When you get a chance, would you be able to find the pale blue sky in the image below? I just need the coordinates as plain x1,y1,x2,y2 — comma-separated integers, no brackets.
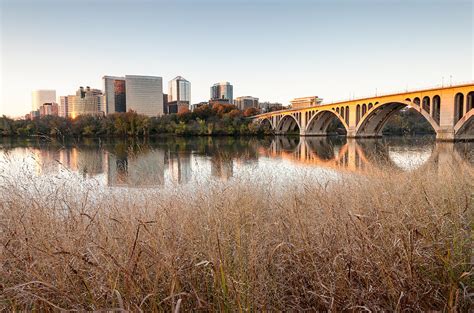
1,0,472,117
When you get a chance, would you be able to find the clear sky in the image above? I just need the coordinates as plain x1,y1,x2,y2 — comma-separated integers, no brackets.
0,0,472,117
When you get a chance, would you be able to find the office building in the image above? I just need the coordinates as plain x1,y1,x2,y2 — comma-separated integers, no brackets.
32,90,56,111
290,96,323,109
103,76,126,114
168,76,191,103
67,86,105,118
125,75,163,117
39,102,59,117
163,94,169,114
259,101,284,112
168,76,191,114
59,96,69,117
210,82,233,104
190,101,208,111
234,96,259,110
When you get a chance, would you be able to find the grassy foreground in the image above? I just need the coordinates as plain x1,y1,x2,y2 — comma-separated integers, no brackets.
0,162,473,311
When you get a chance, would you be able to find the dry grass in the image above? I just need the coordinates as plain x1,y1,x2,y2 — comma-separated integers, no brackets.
0,159,473,311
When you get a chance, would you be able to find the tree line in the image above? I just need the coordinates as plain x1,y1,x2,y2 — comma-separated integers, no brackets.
1,104,434,138
0,104,270,138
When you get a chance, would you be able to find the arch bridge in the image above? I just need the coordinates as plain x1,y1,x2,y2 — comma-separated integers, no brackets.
254,83,474,141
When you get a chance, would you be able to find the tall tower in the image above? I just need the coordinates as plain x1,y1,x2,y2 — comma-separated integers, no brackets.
125,75,164,117
210,82,233,104
32,90,56,111
167,76,191,113
168,76,191,103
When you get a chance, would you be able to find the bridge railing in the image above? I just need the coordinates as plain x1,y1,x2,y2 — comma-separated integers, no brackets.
323,80,474,105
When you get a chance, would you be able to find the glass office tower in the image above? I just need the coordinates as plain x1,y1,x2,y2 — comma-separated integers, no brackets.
210,82,233,104
168,76,191,103
103,76,126,114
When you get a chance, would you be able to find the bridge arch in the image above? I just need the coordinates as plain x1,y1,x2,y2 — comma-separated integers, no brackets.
275,114,301,134
454,109,474,139
432,95,441,124
355,100,440,137
467,92,474,112
454,93,464,124
422,96,430,114
305,109,349,136
356,105,361,124
259,117,273,129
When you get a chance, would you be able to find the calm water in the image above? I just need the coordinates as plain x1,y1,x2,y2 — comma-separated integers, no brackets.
0,136,472,190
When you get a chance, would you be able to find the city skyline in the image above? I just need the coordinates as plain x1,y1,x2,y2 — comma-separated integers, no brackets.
1,0,473,117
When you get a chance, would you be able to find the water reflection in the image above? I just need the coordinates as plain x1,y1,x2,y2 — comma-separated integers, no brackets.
0,136,472,188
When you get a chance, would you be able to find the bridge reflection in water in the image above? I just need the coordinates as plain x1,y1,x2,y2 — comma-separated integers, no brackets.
259,136,472,174
1,137,472,188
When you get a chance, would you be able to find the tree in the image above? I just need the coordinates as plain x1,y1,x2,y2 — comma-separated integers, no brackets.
243,107,260,117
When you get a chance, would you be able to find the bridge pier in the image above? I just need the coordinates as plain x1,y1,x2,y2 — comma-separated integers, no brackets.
435,128,456,141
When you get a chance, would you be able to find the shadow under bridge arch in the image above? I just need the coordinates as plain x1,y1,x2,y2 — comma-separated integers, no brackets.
355,100,439,137
275,114,301,135
304,110,349,136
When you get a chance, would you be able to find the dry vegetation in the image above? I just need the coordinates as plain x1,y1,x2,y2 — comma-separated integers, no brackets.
0,159,473,311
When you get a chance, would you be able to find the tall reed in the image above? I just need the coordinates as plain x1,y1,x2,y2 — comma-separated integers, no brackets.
0,159,472,311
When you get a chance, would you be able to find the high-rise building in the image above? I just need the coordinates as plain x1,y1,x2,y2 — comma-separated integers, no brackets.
125,75,163,117
59,96,68,117
167,76,191,114
210,82,233,104
59,96,69,117
290,96,323,109
67,86,105,118
39,102,59,117
103,76,126,114
32,90,56,111
168,76,191,103
234,96,259,110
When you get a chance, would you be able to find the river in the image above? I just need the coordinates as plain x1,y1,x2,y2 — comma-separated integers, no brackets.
0,136,472,190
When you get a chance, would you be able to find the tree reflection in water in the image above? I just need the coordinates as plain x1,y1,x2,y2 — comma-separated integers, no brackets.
0,136,471,188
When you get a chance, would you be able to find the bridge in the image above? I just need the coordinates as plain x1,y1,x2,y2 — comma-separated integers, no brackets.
254,83,474,141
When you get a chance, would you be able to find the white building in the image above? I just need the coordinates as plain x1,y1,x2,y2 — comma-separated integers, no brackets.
32,90,56,111
125,75,163,116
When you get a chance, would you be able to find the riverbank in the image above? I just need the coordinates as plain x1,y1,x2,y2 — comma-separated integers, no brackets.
0,105,270,138
1,106,437,139
0,160,472,311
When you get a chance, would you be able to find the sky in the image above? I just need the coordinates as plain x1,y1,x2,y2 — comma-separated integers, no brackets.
0,0,473,117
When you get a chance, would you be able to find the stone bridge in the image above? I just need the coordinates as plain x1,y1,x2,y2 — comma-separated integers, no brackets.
253,83,474,141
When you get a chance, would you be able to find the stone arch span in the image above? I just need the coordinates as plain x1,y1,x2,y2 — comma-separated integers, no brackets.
275,114,301,134
454,109,474,140
305,109,349,136
259,117,273,129
355,100,440,137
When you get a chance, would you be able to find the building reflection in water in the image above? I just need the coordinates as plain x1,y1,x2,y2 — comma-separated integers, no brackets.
33,146,105,177
167,151,192,184
2,136,471,189
106,147,165,187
